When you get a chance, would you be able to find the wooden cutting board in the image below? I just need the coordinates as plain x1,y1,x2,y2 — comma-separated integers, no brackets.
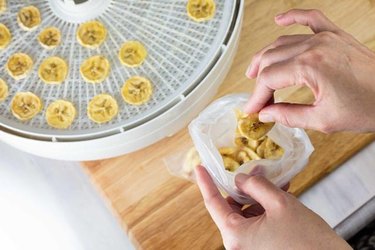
82,0,375,249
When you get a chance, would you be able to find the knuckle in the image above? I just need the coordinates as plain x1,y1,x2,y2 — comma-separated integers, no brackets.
224,213,241,230
318,122,334,134
271,192,289,210
316,31,336,42
274,35,289,46
309,9,324,19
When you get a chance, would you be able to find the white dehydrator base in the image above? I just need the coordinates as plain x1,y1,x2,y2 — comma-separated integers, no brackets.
0,2,244,161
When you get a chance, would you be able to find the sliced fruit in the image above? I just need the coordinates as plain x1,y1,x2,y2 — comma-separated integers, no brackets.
38,27,61,49
77,20,107,49
87,94,118,124
80,55,110,83
187,0,216,22
0,78,8,102
0,23,11,49
17,5,41,31
46,100,76,129
38,56,68,84
121,76,153,105
6,53,33,80
223,156,240,172
237,111,274,140
11,92,43,121
119,41,147,67
264,138,285,160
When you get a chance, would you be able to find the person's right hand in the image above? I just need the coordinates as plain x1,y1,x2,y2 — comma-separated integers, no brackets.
245,9,375,133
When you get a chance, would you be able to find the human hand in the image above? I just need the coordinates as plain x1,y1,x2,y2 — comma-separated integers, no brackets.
195,165,351,250
245,9,375,133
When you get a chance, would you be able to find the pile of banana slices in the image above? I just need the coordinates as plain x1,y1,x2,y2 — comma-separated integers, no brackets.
184,110,284,175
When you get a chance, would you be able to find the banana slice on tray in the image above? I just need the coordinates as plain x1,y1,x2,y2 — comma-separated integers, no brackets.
77,20,107,49
121,76,153,105
0,0,6,14
87,94,118,124
46,100,76,129
0,23,11,49
187,0,216,22
38,27,61,49
237,111,274,140
119,41,147,67
38,56,68,84
6,53,33,80
80,55,110,83
11,92,43,121
17,6,41,31
0,78,8,102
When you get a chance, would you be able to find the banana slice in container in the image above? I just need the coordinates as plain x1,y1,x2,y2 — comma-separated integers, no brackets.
236,150,251,165
77,20,107,49
223,156,240,172
187,0,216,22
6,53,33,80
264,138,285,160
87,94,118,124
11,92,43,121
38,56,68,84
46,100,76,129
0,23,11,49
118,41,147,67
17,6,41,31
80,55,110,83
0,0,7,14
38,27,61,49
121,76,153,105
0,78,8,102
237,112,274,140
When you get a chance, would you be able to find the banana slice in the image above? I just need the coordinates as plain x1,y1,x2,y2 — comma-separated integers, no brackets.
256,138,267,158
237,111,275,140
219,147,238,158
0,0,6,14
6,53,33,80
121,76,153,105
46,100,76,129
80,55,110,83
118,41,147,67
187,0,216,22
264,138,285,160
234,134,261,150
11,92,43,121
38,56,68,84
87,94,118,124
236,150,251,165
223,156,240,172
183,147,201,178
38,27,61,49
77,20,107,49
17,6,41,31
0,78,8,102
241,146,261,160
0,23,11,49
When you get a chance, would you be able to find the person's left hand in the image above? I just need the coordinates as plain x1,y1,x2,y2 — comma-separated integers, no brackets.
195,165,351,250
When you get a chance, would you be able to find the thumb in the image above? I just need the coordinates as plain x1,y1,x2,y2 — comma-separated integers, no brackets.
259,103,314,129
235,174,286,211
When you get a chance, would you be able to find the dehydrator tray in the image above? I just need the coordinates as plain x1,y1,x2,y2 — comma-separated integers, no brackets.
0,0,236,140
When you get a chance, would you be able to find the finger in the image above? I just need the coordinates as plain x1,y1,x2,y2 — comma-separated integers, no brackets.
257,41,311,76
259,103,317,129
235,174,287,211
247,34,313,78
275,9,339,33
245,58,306,114
195,166,243,229
242,203,265,218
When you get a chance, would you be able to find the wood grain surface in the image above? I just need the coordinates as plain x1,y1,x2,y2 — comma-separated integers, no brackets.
82,0,375,249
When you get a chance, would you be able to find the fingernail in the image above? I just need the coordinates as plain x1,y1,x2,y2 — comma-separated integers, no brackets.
235,173,249,186
245,64,253,78
275,13,284,19
259,113,274,123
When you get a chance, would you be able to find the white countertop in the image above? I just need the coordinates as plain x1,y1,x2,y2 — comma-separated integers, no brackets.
0,140,374,249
